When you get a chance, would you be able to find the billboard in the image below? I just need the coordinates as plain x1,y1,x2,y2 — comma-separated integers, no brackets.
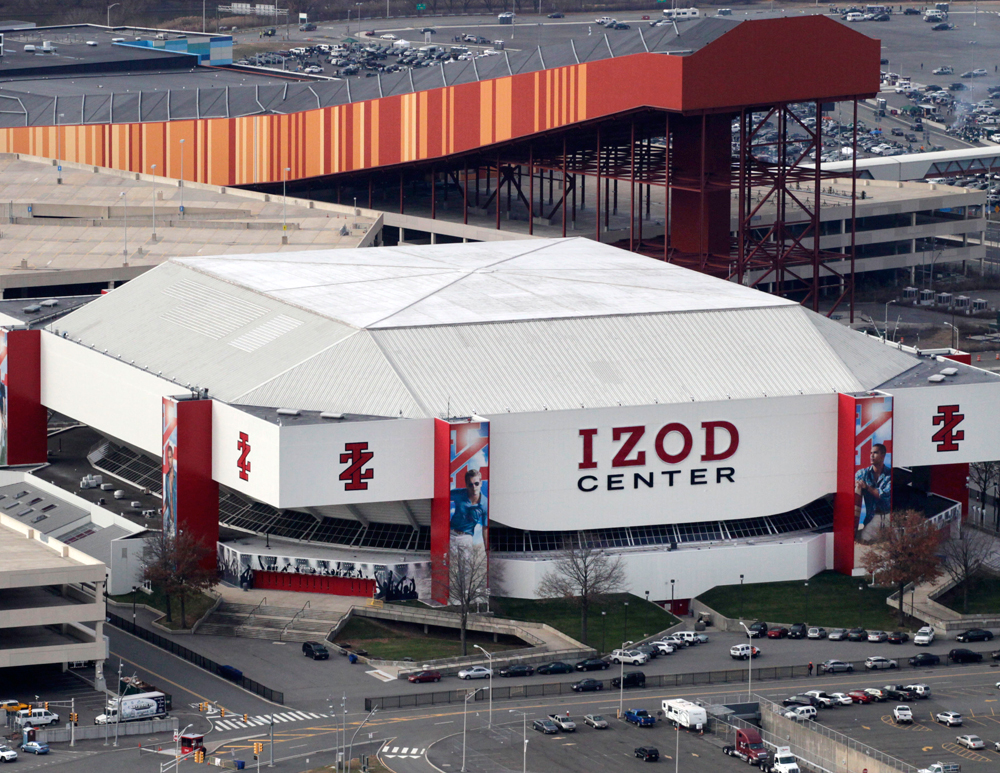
162,397,179,537
431,418,490,603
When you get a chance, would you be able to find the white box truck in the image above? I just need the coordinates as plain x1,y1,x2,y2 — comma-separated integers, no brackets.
662,699,707,731
95,692,168,724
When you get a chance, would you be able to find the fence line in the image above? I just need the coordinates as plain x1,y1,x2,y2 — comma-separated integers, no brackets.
107,613,284,705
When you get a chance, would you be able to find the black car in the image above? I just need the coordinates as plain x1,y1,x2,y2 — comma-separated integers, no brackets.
420,27,436,33
846,628,868,642
788,623,807,639
887,631,910,644
884,685,916,701
956,629,994,643
572,678,604,693
537,661,574,675
904,7,920,13
748,622,768,638
498,664,535,678
302,641,330,660
547,11,564,17
909,653,941,667
873,13,890,20
782,695,820,708
611,671,646,689
635,747,659,762
575,658,611,671
950,648,984,664
610,21,630,29
880,57,889,64
932,21,953,29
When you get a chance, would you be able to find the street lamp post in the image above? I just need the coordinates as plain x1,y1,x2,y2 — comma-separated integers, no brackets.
462,686,488,772
803,581,809,625
179,139,185,216
473,644,494,727
644,591,650,636
623,601,629,641
131,585,139,624
176,723,192,769
739,574,745,620
283,167,291,231
601,611,606,654
120,191,128,259
618,639,633,719
669,579,675,615
356,2,363,35
509,710,527,773
858,583,865,629
56,113,64,184
346,707,378,773
738,622,753,701
150,164,157,241
884,299,896,341
107,3,119,27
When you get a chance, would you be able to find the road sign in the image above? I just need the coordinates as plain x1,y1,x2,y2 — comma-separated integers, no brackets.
416,4,426,8
57,165,62,172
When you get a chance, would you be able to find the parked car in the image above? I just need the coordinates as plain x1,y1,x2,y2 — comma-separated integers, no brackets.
537,662,574,675
933,65,954,73
498,664,534,678
788,623,808,639
408,670,442,683
865,656,898,670
582,714,607,729
829,693,854,706
867,631,888,643
533,719,559,734
782,695,820,708
624,708,656,727
457,666,492,680
575,658,610,671
302,641,330,660
782,706,817,722
747,622,768,638
847,690,872,704
957,734,984,749
572,678,604,693
904,683,931,699
936,711,963,727
909,653,941,667
612,672,646,689
767,627,789,639
885,685,917,701
863,688,887,702
20,742,48,755
846,628,868,642
611,649,649,665
956,628,994,643
819,659,853,674
827,628,847,641
651,641,676,655
635,746,659,761
0,745,17,763
547,714,576,732
807,627,827,639
914,626,935,646
893,705,913,723
887,631,909,644
730,644,760,660
804,691,836,708
547,11,565,17
949,648,983,664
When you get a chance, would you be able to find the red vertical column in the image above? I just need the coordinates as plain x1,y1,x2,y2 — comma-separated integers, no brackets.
929,463,969,518
164,397,218,571
4,329,47,466
430,418,451,604
833,393,858,575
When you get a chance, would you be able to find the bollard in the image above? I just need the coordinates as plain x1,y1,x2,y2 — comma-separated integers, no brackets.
977,355,981,362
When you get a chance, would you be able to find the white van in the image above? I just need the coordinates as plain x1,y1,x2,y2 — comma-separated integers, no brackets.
16,708,59,727
845,12,864,21
675,631,701,645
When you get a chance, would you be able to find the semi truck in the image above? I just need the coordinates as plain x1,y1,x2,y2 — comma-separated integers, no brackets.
722,728,769,764
96,692,168,724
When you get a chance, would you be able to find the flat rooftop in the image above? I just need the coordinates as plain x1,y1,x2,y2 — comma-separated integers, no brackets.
0,154,378,298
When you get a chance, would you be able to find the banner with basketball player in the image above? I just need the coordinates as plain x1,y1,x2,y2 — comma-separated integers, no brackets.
431,418,490,603
162,397,179,537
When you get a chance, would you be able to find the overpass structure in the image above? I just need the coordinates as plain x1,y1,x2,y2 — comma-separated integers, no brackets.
824,146,1000,181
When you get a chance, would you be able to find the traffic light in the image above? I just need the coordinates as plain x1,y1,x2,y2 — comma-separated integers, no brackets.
243,714,249,723
198,702,206,712
69,712,78,724
220,708,226,718
253,742,263,755
194,749,205,763
44,702,48,711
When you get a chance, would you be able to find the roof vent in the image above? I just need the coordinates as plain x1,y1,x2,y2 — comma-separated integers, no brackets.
22,304,41,313
940,367,958,376
40,299,59,308
927,374,946,383
320,412,344,420
276,408,300,416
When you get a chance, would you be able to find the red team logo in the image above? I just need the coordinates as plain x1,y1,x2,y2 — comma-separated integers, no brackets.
237,432,251,480
340,442,375,490
932,405,965,452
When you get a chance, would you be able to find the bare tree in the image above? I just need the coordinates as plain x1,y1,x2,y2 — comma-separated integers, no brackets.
536,545,628,646
969,461,1000,529
940,525,994,613
860,509,944,624
142,530,216,628
433,542,504,656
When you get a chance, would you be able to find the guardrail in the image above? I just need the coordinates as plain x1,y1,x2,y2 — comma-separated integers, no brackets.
107,613,284,705
364,647,996,711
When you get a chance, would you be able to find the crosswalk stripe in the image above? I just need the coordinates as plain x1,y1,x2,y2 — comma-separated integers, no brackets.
319,713,329,718
273,713,294,722
391,747,399,753
307,712,321,719
233,721,247,728
401,748,409,754
288,711,310,721
254,716,270,724
216,720,235,730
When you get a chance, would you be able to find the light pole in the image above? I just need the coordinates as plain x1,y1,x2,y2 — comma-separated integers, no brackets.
803,581,809,626
107,2,119,27
674,724,680,773
670,579,675,616
462,686,488,772
623,601,629,641
120,191,128,259
150,164,157,242
131,585,139,624
55,112,64,184
509,710,527,773
858,583,865,629
618,639,633,719
176,722,192,769
283,167,291,231
739,574,745,620
644,590,650,636
347,707,378,773
884,299,895,341
179,139,185,216
113,660,123,746
356,2,363,35
473,644,494,728
944,321,958,350
739,622,753,701
601,611,606,654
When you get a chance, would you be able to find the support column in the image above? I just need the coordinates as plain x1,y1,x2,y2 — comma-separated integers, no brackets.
1,329,46,466
670,113,732,257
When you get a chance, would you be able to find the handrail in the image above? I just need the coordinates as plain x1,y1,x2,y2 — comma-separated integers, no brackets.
280,598,313,640
245,596,266,625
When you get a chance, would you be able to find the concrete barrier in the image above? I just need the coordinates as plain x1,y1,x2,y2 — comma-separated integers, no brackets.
37,717,178,743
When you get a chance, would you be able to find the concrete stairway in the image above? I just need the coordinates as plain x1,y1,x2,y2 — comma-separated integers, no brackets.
198,601,344,642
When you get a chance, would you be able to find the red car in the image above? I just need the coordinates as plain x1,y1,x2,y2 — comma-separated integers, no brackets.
408,670,442,683
767,627,789,639
847,690,872,704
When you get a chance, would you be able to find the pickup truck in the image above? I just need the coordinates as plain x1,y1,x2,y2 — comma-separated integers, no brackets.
893,705,913,724
624,708,656,727
546,714,576,732
918,763,960,773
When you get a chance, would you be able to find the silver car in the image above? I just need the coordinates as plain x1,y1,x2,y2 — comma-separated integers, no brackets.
584,714,609,729
827,628,847,641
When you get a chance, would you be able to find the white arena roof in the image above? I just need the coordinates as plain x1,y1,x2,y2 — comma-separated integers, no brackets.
50,238,920,418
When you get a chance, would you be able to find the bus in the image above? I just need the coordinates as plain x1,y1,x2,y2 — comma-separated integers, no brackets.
661,7,700,19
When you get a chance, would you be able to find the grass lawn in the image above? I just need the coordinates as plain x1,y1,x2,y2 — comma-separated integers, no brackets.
936,574,1000,615
110,589,216,631
697,571,919,632
491,593,680,653
333,616,525,661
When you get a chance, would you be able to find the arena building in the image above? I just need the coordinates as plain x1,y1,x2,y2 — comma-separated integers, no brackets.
2,237,998,609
